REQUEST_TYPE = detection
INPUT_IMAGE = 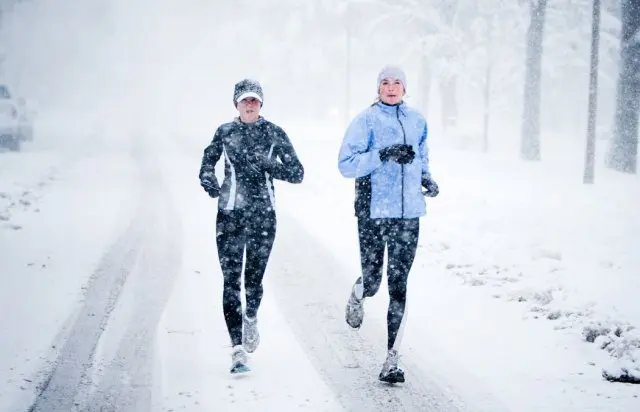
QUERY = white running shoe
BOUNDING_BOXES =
[243,314,260,353]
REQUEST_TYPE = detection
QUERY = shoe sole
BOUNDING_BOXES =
[379,372,405,384]
[230,363,250,374]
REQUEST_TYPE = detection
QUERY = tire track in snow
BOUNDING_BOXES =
[26,150,181,412]
[268,213,465,412]
[26,211,144,412]
[78,154,182,412]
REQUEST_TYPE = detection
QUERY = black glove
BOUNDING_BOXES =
[422,177,439,198]
[379,144,415,164]
[246,152,275,174]
[200,177,220,198]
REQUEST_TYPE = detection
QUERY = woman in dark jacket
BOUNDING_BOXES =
[199,79,304,373]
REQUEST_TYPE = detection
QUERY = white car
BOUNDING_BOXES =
[0,84,34,151]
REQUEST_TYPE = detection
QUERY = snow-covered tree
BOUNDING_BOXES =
[520,0,548,161]
[607,0,640,173]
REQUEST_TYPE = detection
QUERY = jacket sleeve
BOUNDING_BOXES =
[199,128,223,186]
[270,129,304,183]
[418,122,431,180]
[338,113,383,178]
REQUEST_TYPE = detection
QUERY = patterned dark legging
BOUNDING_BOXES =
[216,206,276,347]
[356,217,419,350]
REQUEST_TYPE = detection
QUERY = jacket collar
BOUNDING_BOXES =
[375,101,407,116]
[234,116,266,126]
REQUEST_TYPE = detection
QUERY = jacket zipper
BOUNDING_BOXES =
[396,106,406,218]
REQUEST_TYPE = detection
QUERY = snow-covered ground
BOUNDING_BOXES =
[0,123,638,411]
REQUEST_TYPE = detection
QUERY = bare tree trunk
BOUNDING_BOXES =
[438,0,459,133]
[419,53,432,116]
[482,64,492,153]
[583,0,601,184]
[482,17,495,153]
[440,75,458,132]
[520,0,548,161]
[607,0,640,173]
[344,0,352,128]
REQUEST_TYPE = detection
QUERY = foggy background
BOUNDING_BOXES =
[0,0,628,157]
[2,2,640,409]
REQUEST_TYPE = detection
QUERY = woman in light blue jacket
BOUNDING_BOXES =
[338,66,439,384]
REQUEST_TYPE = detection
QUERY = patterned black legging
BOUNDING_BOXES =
[216,206,276,347]
[357,217,419,350]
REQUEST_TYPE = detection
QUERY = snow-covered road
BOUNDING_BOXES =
[1,130,638,411]
[2,135,487,412]
[2,136,182,411]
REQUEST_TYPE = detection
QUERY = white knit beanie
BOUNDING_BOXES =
[377,66,407,90]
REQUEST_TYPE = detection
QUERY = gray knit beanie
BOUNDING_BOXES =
[377,66,407,90]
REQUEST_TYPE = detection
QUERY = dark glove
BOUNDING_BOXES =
[246,152,275,174]
[422,177,439,198]
[200,176,220,198]
[379,144,415,164]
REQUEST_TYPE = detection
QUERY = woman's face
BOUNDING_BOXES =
[237,97,261,123]
[378,78,404,105]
